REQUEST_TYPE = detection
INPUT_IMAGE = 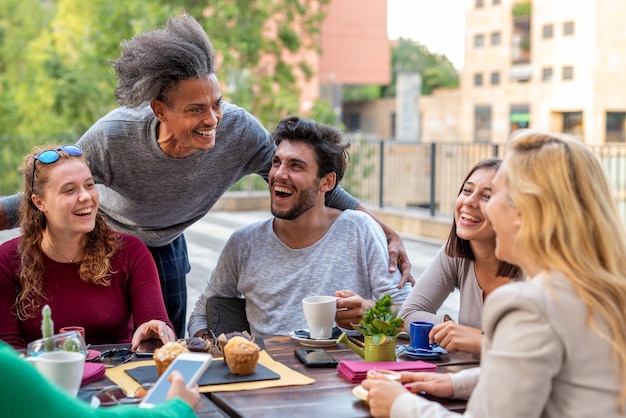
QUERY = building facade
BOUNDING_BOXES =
[345,0,626,145]
[459,0,626,144]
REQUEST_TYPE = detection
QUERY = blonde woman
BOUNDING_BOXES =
[363,130,626,417]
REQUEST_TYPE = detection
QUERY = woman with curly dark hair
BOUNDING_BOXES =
[0,144,175,349]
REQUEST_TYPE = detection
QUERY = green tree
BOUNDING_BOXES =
[0,1,332,194]
[343,38,459,101]
[194,0,330,128]
[11,0,177,139]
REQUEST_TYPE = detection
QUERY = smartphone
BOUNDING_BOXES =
[135,338,164,356]
[139,352,212,408]
[294,348,338,368]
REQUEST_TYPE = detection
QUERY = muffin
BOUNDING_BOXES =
[153,340,188,376]
[185,336,212,353]
[221,335,260,375]
[217,331,253,354]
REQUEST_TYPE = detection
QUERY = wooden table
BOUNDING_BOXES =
[208,335,477,418]
[81,343,229,418]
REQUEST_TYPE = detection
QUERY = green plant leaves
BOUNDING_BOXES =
[352,294,404,345]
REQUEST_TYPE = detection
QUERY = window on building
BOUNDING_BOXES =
[542,24,554,39]
[346,113,361,132]
[493,0,501,4]
[512,15,531,64]
[476,0,484,8]
[510,104,530,133]
[491,31,501,45]
[542,67,553,82]
[474,34,485,47]
[474,106,492,142]
[606,112,626,143]
[474,73,483,86]
[563,112,583,139]
[562,66,574,80]
[491,72,500,85]
[563,21,575,36]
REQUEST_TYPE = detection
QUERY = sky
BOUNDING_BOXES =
[387,0,466,69]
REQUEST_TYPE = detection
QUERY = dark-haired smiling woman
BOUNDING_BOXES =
[398,158,522,354]
[0,144,175,349]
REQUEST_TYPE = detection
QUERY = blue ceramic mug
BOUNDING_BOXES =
[409,321,434,350]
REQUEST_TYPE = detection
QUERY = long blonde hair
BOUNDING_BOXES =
[506,130,626,407]
[16,144,120,320]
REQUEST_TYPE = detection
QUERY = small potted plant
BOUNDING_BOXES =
[26,305,86,356]
[338,294,407,361]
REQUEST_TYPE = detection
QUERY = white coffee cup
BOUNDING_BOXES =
[26,351,86,397]
[302,295,337,339]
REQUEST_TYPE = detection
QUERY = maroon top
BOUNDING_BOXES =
[0,233,173,347]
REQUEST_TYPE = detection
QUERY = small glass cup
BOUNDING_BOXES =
[26,331,87,357]
[59,326,85,340]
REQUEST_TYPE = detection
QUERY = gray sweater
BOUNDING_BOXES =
[398,245,523,330]
[188,210,410,337]
[1,103,358,246]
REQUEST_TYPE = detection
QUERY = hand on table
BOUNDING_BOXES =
[400,371,455,397]
[167,370,201,410]
[131,320,176,351]
[361,374,408,418]
[429,321,483,354]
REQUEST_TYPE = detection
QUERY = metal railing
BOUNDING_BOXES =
[3,137,626,222]
[341,138,626,222]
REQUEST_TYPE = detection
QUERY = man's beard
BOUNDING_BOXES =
[271,182,319,220]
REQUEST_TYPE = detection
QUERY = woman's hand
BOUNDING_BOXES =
[131,320,176,350]
[361,377,408,418]
[429,321,483,354]
[166,370,201,410]
[400,371,454,398]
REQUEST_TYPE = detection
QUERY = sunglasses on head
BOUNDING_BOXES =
[30,144,83,191]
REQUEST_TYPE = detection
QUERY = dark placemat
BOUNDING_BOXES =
[126,359,279,386]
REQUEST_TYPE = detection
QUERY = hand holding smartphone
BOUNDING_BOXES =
[140,352,212,408]
[295,348,338,368]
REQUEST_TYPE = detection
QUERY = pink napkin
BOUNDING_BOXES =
[82,362,106,385]
[337,360,437,383]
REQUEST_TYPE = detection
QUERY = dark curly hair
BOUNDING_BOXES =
[271,116,350,192]
[112,13,216,107]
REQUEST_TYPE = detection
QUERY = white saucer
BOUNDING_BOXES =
[352,384,368,402]
[290,331,338,348]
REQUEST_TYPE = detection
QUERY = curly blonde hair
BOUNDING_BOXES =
[506,130,626,409]
[15,144,120,320]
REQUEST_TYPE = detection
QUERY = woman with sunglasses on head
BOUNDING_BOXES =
[398,158,522,354]
[0,144,176,349]
[363,131,626,417]
[0,341,200,417]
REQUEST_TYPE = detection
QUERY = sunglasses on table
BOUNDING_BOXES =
[90,348,136,367]
[30,144,83,191]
